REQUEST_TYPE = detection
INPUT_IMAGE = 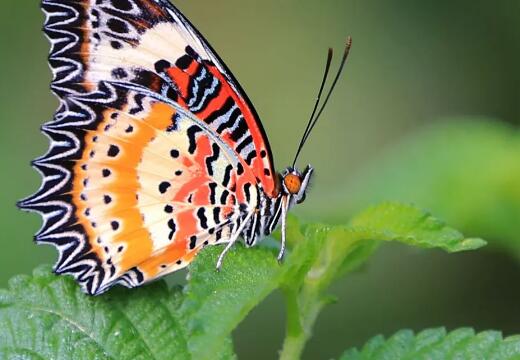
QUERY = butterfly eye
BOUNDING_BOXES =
[283,174,302,195]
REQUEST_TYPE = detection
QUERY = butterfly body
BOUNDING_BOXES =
[20,0,322,295]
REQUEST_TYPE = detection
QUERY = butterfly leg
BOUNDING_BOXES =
[277,195,290,263]
[216,211,254,271]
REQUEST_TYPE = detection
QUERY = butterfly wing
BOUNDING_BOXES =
[21,0,272,294]
[42,0,277,195]
[22,81,256,294]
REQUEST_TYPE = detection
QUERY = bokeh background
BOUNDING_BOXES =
[1,0,519,359]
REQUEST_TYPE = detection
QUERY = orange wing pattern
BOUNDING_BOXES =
[22,80,257,294]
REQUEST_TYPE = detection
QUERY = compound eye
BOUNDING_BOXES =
[283,174,301,195]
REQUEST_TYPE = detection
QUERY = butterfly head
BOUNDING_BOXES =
[280,165,314,205]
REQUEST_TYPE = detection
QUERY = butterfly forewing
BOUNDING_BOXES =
[42,0,276,191]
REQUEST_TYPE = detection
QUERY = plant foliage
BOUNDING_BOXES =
[339,327,520,360]
[0,202,486,359]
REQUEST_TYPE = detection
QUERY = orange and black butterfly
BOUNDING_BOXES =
[19,0,351,295]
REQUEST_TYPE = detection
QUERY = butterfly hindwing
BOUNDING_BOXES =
[22,80,261,294]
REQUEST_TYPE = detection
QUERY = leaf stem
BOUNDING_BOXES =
[283,288,303,338]
[279,288,305,360]
[279,287,326,360]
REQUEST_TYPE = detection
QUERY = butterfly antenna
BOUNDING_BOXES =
[300,37,352,147]
[292,48,334,168]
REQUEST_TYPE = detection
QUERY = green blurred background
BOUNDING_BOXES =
[1,0,519,359]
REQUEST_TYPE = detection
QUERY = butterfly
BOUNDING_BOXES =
[19,0,351,295]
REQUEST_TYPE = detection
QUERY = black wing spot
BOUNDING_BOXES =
[205,143,220,176]
[208,182,217,204]
[168,219,176,240]
[176,54,193,70]
[220,190,229,205]
[107,145,120,157]
[245,150,257,165]
[111,0,133,11]
[102,169,111,177]
[197,208,208,229]
[111,40,123,49]
[170,149,180,158]
[222,165,233,187]
[104,195,112,204]
[129,93,145,115]
[166,87,179,102]
[187,126,202,154]
[244,183,252,203]
[189,236,197,249]
[107,18,129,34]
[159,181,171,194]
[213,207,221,224]
[154,59,171,73]
[185,46,200,60]
[111,221,120,231]
[237,163,244,175]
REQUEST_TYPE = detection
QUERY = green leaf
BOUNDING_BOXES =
[179,245,280,359]
[299,202,485,295]
[339,328,520,360]
[0,202,484,360]
[0,266,231,360]
[327,119,520,258]
[276,202,485,360]
[349,202,486,252]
